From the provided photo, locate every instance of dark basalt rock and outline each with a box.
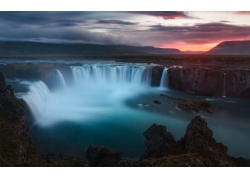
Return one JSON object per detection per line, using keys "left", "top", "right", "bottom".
{"left": 139, "top": 116, "right": 249, "bottom": 166}
{"left": 140, "top": 123, "right": 176, "bottom": 160}
{"left": 182, "top": 116, "right": 239, "bottom": 166}
{"left": 86, "top": 145, "right": 123, "bottom": 167}
{"left": 153, "top": 100, "right": 161, "bottom": 104}
{"left": 151, "top": 66, "right": 164, "bottom": 86}
{"left": 168, "top": 66, "right": 250, "bottom": 97}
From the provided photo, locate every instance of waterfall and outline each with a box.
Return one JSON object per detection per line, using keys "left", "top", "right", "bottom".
{"left": 22, "top": 63, "right": 153, "bottom": 126}
{"left": 223, "top": 72, "right": 226, "bottom": 97}
{"left": 70, "top": 64, "right": 152, "bottom": 86}
{"left": 160, "top": 68, "right": 169, "bottom": 88}
{"left": 55, "top": 69, "right": 67, "bottom": 89}
{"left": 22, "top": 81, "right": 51, "bottom": 121}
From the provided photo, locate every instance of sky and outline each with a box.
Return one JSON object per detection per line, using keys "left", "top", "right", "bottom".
{"left": 1, "top": 11, "right": 250, "bottom": 51}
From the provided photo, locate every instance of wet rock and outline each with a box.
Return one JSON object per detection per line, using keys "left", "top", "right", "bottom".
{"left": 168, "top": 66, "right": 250, "bottom": 97}
{"left": 168, "top": 67, "right": 224, "bottom": 96}
{"left": 86, "top": 145, "right": 123, "bottom": 167}
{"left": 153, "top": 100, "right": 161, "bottom": 104}
{"left": 0, "top": 73, "right": 14, "bottom": 97}
{"left": 178, "top": 100, "right": 213, "bottom": 113}
{"left": 140, "top": 123, "right": 176, "bottom": 160}
{"left": 151, "top": 66, "right": 164, "bottom": 86}
{"left": 183, "top": 116, "right": 236, "bottom": 166}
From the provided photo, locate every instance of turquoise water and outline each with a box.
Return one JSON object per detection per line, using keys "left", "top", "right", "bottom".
{"left": 3, "top": 60, "right": 250, "bottom": 159}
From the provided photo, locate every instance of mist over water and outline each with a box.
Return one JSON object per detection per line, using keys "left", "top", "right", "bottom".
{"left": 12, "top": 61, "right": 250, "bottom": 159}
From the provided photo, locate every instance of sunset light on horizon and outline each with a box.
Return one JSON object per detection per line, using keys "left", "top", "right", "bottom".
{"left": 0, "top": 11, "right": 250, "bottom": 52}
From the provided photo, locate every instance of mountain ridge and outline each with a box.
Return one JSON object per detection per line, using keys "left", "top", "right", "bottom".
{"left": 206, "top": 40, "right": 250, "bottom": 55}
{"left": 0, "top": 41, "right": 182, "bottom": 56}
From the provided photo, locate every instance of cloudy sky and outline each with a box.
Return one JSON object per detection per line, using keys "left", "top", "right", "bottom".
{"left": 1, "top": 11, "right": 250, "bottom": 51}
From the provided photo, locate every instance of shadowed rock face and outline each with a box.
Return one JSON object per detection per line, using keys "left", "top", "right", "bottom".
{"left": 151, "top": 66, "right": 164, "bottom": 86}
{"left": 139, "top": 116, "right": 249, "bottom": 167}
{"left": 168, "top": 67, "right": 250, "bottom": 97}
{"left": 0, "top": 72, "right": 38, "bottom": 166}
{"left": 86, "top": 145, "right": 123, "bottom": 167}
{"left": 140, "top": 123, "right": 176, "bottom": 160}
{"left": 168, "top": 67, "right": 224, "bottom": 96}
{"left": 184, "top": 116, "right": 227, "bottom": 154}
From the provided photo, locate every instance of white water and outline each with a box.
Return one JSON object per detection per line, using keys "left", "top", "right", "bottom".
{"left": 55, "top": 69, "right": 67, "bottom": 89}
{"left": 160, "top": 68, "right": 169, "bottom": 88}
{"left": 22, "top": 64, "right": 154, "bottom": 126}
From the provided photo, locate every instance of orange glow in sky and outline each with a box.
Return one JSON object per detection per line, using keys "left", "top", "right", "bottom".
{"left": 156, "top": 42, "right": 220, "bottom": 52}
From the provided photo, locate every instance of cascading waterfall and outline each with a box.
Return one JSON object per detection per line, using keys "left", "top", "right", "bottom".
{"left": 160, "top": 68, "right": 169, "bottom": 88}
{"left": 55, "top": 69, "right": 67, "bottom": 89}
{"left": 23, "top": 64, "right": 153, "bottom": 126}
{"left": 223, "top": 72, "right": 226, "bottom": 97}
{"left": 22, "top": 81, "right": 51, "bottom": 122}
{"left": 70, "top": 65, "right": 152, "bottom": 86}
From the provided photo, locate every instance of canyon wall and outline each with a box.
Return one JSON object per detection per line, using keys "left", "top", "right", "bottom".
{"left": 167, "top": 66, "right": 250, "bottom": 97}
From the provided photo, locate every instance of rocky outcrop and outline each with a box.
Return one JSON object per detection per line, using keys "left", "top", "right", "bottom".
{"left": 178, "top": 100, "right": 213, "bottom": 113}
{"left": 168, "top": 66, "right": 250, "bottom": 97}
{"left": 140, "top": 123, "right": 176, "bottom": 160}
{"left": 86, "top": 145, "right": 123, "bottom": 167}
{"left": 0, "top": 72, "right": 38, "bottom": 166}
{"left": 139, "top": 116, "right": 249, "bottom": 167}
{"left": 182, "top": 116, "right": 231, "bottom": 166}
{"left": 151, "top": 66, "right": 164, "bottom": 86}
{"left": 168, "top": 67, "right": 224, "bottom": 96}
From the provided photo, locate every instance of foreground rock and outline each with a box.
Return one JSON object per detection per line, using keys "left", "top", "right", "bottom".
{"left": 86, "top": 145, "right": 123, "bottom": 167}
{"left": 0, "top": 72, "right": 89, "bottom": 167}
{"left": 139, "top": 116, "right": 249, "bottom": 167}
{"left": 140, "top": 124, "right": 176, "bottom": 160}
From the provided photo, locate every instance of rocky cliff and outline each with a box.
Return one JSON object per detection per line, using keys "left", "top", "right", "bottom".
{"left": 0, "top": 72, "right": 38, "bottom": 166}
{"left": 0, "top": 72, "right": 88, "bottom": 166}
{"left": 167, "top": 66, "right": 250, "bottom": 97}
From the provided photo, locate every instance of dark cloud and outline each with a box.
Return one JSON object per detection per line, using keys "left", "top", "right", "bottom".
{"left": 0, "top": 12, "right": 89, "bottom": 26}
{"left": 0, "top": 25, "right": 134, "bottom": 45}
{"left": 129, "top": 11, "right": 189, "bottom": 19}
{"left": 235, "top": 11, "right": 250, "bottom": 15}
{"left": 0, "top": 12, "right": 250, "bottom": 50}
{"left": 148, "top": 23, "right": 250, "bottom": 44}
{"left": 97, "top": 20, "right": 137, "bottom": 25}
{"left": 150, "top": 23, "right": 250, "bottom": 33}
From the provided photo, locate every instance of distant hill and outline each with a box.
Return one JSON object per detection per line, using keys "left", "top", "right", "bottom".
{"left": 0, "top": 41, "right": 182, "bottom": 56}
{"left": 206, "top": 40, "right": 250, "bottom": 55}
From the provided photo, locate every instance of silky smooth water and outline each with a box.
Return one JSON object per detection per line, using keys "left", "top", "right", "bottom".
{"left": 3, "top": 60, "right": 250, "bottom": 159}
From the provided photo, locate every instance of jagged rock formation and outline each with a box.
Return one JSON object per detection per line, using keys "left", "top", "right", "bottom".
{"left": 151, "top": 66, "right": 164, "bottom": 86}
{"left": 0, "top": 72, "right": 89, "bottom": 167}
{"left": 139, "top": 116, "right": 249, "bottom": 167}
{"left": 86, "top": 145, "right": 123, "bottom": 167}
{"left": 0, "top": 72, "right": 38, "bottom": 166}
{"left": 168, "top": 66, "right": 250, "bottom": 97}
{"left": 140, "top": 123, "right": 176, "bottom": 160}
